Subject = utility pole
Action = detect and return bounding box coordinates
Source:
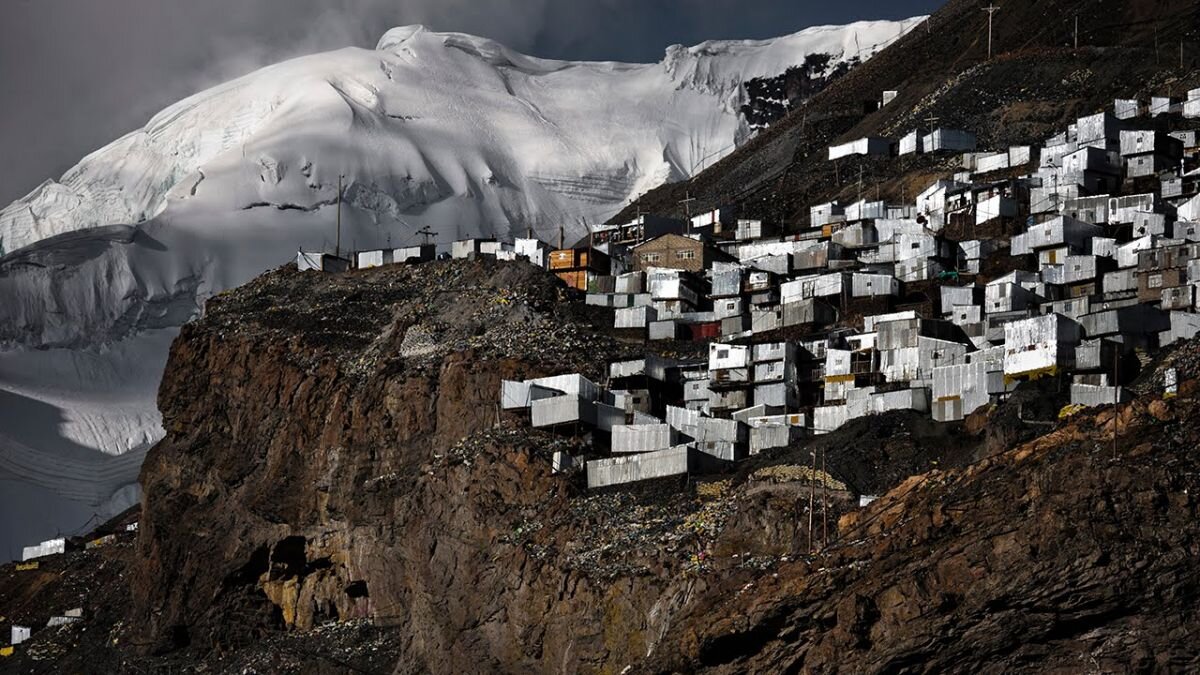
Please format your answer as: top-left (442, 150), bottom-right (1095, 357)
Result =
top-left (808, 450), bottom-right (815, 553)
top-left (924, 114), bottom-right (940, 134)
top-left (821, 447), bottom-right (828, 547)
top-left (416, 226), bottom-right (438, 246)
top-left (680, 190), bottom-right (697, 233)
top-left (1074, 15), bottom-right (1078, 50)
top-left (335, 174), bottom-right (343, 259)
top-left (982, 4), bottom-right (1000, 60)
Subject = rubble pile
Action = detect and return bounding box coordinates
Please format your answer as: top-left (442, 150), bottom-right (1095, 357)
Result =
top-left (200, 258), bottom-right (640, 381)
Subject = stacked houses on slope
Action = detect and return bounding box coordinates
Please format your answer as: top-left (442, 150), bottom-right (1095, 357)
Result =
top-left (301, 89), bottom-right (1200, 489)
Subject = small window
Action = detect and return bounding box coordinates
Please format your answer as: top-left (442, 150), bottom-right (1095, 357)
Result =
top-left (1150, 274), bottom-right (1163, 288)
top-left (718, 349), bottom-right (729, 359)
top-left (642, 252), bottom-right (661, 263)
top-left (676, 249), bottom-right (696, 260)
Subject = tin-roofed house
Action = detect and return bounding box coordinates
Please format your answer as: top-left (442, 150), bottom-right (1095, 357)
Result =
top-left (1138, 244), bottom-right (1199, 307)
top-left (395, 244), bottom-right (436, 264)
top-left (596, 214), bottom-right (687, 247)
top-left (1076, 111), bottom-right (1123, 151)
top-left (985, 271), bottom-right (1042, 314)
top-left (1120, 130), bottom-right (1184, 179)
top-left (923, 128), bottom-right (977, 153)
top-left (549, 246), bottom-right (611, 291)
top-left (356, 248), bottom-right (395, 269)
top-left (1057, 145), bottom-right (1121, 194)
top-left (828, 137), bottom-right (895, 160)
top-left (931, 347), bottom-right (1007, 422)
top-left (689, 206), bottom-right (738, 237)
top-left (1002, 313), bottom-right (1083, 382)
top-left (451, 238), bottom-right (497, 259)
top-left (514, 238), bottom-right (554, 268)
top-left (296, 250), bottom-right (351, 273)
top-left (1011, 215), bottom-right (1103, 264)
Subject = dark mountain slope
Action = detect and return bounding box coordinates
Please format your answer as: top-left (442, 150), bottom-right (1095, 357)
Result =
top-left (617, 0), bottom-right (1200, 227)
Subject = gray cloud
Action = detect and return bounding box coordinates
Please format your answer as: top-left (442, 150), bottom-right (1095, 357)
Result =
top-left (0, 0), bottom-right (939, 208)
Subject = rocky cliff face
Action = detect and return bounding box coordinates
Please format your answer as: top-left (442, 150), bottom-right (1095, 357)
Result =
top-left (8, 260), bottom-right (1200, 672)
top-left (122, 260), bottom-right (877, 672)
top-left (128, 259), bottom-right (668, 671)
top-left (642, 384), bottom-right (1200, 673)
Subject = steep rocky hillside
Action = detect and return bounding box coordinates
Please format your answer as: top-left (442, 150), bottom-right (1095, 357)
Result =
top-left (1, 260), bottom-right (1199, 672)
top-left (617, 0), bottom-right (1200, 225)
top-left (643, 383), bottom-right (1200, 672)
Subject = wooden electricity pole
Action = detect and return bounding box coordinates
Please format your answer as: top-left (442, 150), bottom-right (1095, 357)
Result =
top-left (982, 4), bottom-right (1000, 60)
top-left (808, 450), bottom-right (816, 553)
top-left (1074, 15), bottom-right (1079, 50)
top-left (821, 447), bottom-right (828, 547)
top-left (680, 191), bottom-right (697, 233)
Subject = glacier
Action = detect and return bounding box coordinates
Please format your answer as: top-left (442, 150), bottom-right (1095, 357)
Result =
top-left (0, 18), bottom-right (922, 557)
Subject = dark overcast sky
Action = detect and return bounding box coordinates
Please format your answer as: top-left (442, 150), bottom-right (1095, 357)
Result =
top-left (0, 0), bottom-right (942, 207)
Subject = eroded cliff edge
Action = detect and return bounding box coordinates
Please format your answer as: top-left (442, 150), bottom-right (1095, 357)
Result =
top-left (7, 259), bottom-right (1200, 673)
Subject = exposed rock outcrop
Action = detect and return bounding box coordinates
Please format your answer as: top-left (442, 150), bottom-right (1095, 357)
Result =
top-left (6, 261), bottom-right (1200, 673)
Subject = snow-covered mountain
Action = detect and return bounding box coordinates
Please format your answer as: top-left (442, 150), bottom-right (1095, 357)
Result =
top-left (0, 19), bottom-right (921, 555)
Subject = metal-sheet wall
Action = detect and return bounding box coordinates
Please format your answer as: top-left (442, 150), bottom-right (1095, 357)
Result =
top-left (813, 405), bottom-right (850, 435)
top-left (611, 424), bottom-right (673, 454)
top-left (531, 396), bottom-right (596, 427)
top-left (587, 446), bottom-right (692, 488)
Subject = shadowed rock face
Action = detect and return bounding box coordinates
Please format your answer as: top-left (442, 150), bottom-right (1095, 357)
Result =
top-left (9, 258), bottom-right (1199, 672)
top-left (127, 259), bottom-right (696, 672)
top-left (642, 386), bottom-right (1200, 674)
